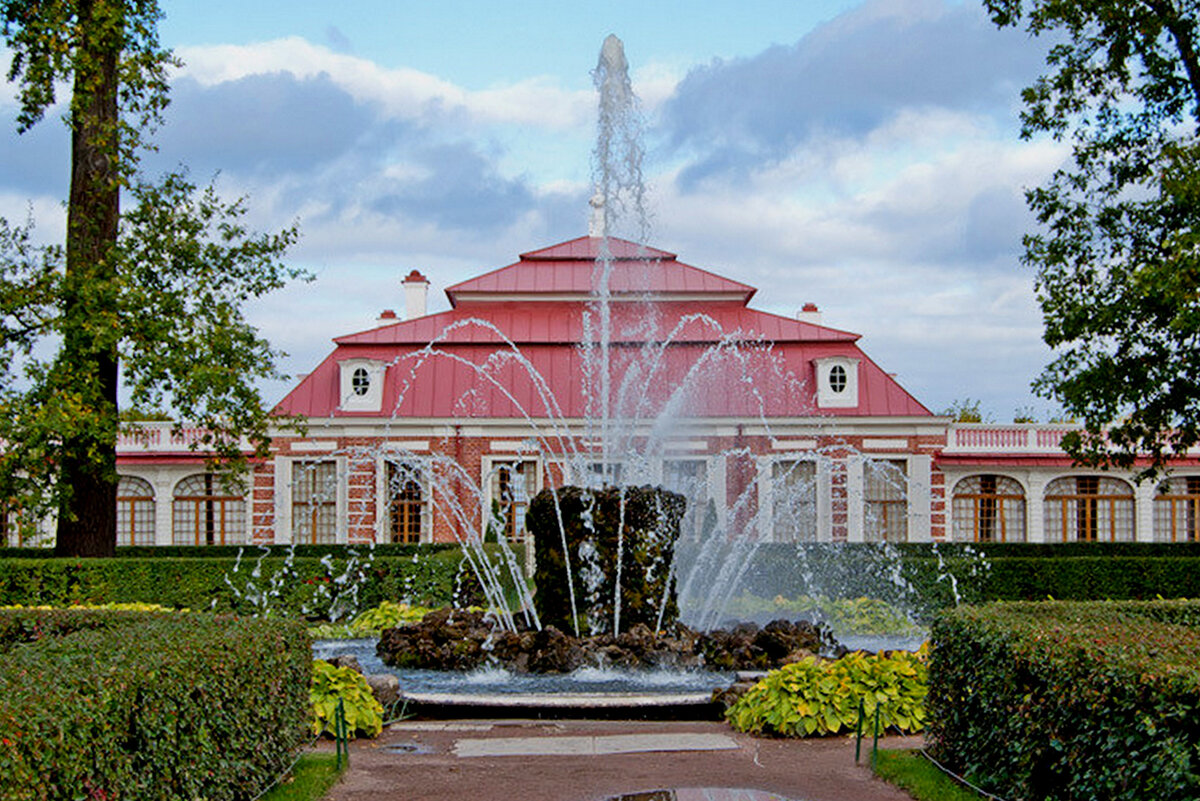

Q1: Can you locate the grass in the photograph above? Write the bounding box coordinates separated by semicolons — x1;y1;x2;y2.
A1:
258;753;345;801
871;749;986;801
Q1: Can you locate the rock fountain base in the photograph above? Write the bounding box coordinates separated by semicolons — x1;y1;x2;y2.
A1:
376;608;844;674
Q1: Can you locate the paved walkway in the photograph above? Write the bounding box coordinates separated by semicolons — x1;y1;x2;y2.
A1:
319;719;922;801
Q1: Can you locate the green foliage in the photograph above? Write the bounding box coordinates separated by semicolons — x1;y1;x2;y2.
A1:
309;600;437;639
0;549;492;614
722;594;922;637
940;399;988;423
929;599;1200;800
0;3;304;555
985;0;1200;476
310;659;383;739
0;173;304;525
0;607;310;801
1012;406;1038;423
872;750;985;801
722;542;1200;618
726;645;928;737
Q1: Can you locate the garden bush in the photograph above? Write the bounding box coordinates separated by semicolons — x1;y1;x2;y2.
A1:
929;599;1200;801
0;545;520;616
308;600;438;639
709;543;1200;618
720;594;923;636
310;659;384;739
726;645;928;737
0;608;310;801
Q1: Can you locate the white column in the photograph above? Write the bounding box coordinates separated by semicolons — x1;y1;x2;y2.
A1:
1135;479;1156;542
846;455;864;542
1026;473;1047;543
907;455;932;542
816;456;832;543
273;458;291;545
154;474;174;546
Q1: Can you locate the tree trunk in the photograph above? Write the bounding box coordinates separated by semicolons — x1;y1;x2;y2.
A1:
54;0;121;558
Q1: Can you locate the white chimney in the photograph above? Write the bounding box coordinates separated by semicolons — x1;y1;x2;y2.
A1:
403;270;429;320
797;302;822;326
375;309;398;328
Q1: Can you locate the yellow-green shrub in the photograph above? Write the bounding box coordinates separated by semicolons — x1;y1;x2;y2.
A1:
310;660;383;739
726;645;928;737
309;600;438;639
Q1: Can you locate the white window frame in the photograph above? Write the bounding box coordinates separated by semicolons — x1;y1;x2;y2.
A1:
757;454;831;542
374;456;430;545
274;456;348;544
482;456;542;543
337;358;387;412
814;356;860;409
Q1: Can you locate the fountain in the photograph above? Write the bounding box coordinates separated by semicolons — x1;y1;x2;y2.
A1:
310;36;970;712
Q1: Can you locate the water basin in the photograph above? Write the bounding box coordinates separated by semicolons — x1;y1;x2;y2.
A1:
313;638;734;696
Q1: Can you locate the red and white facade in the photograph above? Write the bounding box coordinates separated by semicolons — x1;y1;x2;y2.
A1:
25;236;1198;548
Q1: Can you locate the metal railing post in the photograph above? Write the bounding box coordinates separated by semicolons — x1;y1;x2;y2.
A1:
854;697;865;764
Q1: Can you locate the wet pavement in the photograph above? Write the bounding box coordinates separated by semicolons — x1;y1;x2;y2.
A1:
317;719;921;801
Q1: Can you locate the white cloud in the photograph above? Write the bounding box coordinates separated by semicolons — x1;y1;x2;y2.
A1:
176;38;594;131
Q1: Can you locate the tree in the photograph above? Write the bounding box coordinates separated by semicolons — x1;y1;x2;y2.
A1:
941;398;990;423
0;1;302;556
985;0;1200;477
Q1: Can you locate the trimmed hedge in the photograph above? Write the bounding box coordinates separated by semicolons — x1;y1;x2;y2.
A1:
0;608;310;800
0;546;521;615
694;543;1200;617
0;543;463;559
929;600;1200;800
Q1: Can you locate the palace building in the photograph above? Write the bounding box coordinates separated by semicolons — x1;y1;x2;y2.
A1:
16;235;1199;548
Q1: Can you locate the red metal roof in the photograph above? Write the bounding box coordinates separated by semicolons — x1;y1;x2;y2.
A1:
445;236;755;305
335;302;859;346
275;236;932;420
277;340;929;419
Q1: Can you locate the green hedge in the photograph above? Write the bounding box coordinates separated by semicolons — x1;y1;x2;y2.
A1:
0;543;464;559
0;609;310;800
0;547;519;616
693;543;1200;618
928;600;1200;801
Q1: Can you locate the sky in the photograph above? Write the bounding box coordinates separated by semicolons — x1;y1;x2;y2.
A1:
0;0;1067;420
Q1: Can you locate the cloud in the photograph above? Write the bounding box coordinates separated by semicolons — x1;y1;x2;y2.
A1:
175;37;594;131
656;0;1047;186
149;73;375;177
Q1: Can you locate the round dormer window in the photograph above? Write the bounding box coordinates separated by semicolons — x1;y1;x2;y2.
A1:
351;367;371;396
829;364;847;393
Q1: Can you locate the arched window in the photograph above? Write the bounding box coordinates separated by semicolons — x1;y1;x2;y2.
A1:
117;476;155;546
1154;476;1200;542
864;459;907;542
952;475;1026;542
386;462;424;544
173;474;245;546
1044;476;1134;542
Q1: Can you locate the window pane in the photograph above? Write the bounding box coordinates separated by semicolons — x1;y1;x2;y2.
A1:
772;460;816;542
293;462;337;544
172;473;245;546
387;462;424;544
864;460;906;542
